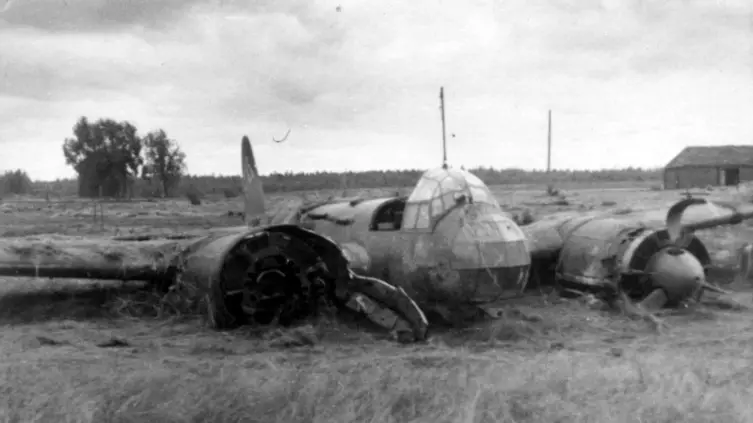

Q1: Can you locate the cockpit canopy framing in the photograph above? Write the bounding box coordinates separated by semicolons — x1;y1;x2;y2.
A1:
402;167;500;231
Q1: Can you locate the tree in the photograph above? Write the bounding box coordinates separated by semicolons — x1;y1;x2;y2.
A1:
141;129;186;197
0;169;33;195
62;117;143;198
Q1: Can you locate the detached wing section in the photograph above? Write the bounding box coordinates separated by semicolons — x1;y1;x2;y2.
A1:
0;228;429;342
0;235;185;282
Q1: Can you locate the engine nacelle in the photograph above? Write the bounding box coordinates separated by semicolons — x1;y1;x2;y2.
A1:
176;225;348;329
555;216;711;305
0;225;428;342
175;225;428;341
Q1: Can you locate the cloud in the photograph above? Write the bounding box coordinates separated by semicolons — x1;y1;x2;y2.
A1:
0;0;751;180
0;30;153;102
0;0;204;31
507;0;753;78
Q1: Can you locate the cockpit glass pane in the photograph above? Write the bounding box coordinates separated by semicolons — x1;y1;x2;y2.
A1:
461;171;486;187
441;192;457;212
402;203;419;229
416;204;430;228
407;167;499;209
430;198;444;217
438;174;466;193
470;186;497;206
408;178;440;202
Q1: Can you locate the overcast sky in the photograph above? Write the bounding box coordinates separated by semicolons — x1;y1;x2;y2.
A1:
1;0;752;180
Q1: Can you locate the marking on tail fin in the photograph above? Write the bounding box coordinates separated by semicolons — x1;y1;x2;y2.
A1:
241;136;267;226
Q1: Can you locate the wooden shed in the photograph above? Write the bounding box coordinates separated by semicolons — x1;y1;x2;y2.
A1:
664;145;753;190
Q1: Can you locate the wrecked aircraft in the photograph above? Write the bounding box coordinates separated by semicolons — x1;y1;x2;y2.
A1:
286;164;753;326
0;136;752;343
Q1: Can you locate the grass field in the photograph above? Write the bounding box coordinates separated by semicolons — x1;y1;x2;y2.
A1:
1;181;753;422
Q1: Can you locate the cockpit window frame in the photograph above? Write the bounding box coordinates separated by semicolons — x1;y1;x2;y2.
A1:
402;167;500;232
402;202;421;230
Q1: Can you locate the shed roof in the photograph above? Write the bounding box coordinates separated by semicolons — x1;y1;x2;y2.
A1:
665;145;753;169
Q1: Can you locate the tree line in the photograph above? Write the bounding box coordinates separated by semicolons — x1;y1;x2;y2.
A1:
0;116;664;199
61;117;186;198
0;170;33;196
25;167;662;200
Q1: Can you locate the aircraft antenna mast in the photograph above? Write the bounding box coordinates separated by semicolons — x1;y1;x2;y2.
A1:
440;87;448;169
546;109;552;173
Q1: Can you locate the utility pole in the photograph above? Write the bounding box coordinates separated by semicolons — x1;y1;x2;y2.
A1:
440;87;448;169
547;109;552;173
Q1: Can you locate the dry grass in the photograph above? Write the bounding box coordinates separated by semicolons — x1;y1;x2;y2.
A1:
1;184;753;422
1;281;752;423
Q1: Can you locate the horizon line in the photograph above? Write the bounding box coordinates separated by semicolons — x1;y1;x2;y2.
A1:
27;165;665;183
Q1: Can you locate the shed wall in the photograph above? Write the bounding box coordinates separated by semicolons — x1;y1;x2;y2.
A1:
740;167;753;181
664;166;753;190
664;167;716;190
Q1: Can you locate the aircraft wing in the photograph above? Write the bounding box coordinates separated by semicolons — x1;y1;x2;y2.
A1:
0;234;191;282
610;199;753;233
0;227;429;341
521;198;753;260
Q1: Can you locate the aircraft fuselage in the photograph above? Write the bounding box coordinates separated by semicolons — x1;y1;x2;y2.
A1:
297;194;531;322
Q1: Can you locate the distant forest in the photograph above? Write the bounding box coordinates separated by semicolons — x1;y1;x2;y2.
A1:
26;167;663;199
0;114;663;199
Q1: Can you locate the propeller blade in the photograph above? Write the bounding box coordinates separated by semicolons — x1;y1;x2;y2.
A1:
694;286;705;302
665;198;707;244
673;231;696;249
636;288;669;311
699;281;731;295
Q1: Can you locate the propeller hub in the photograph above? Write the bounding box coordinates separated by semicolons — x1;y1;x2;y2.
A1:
645;247;705;305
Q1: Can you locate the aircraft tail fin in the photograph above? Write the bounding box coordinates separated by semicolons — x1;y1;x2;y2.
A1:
241;136;267;226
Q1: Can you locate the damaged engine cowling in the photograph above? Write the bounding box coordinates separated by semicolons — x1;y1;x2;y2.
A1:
173;225;429;341
551;197;750;309
555;216;711;306
0;226;428;342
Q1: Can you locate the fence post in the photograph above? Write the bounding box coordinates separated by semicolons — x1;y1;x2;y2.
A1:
91;201;105;231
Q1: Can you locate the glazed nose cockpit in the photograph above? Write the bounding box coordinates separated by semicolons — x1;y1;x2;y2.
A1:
402;167;532;303
441;204;531;301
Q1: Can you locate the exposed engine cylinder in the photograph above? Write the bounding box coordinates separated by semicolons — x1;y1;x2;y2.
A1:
172;225;429;341
177;225;351;329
